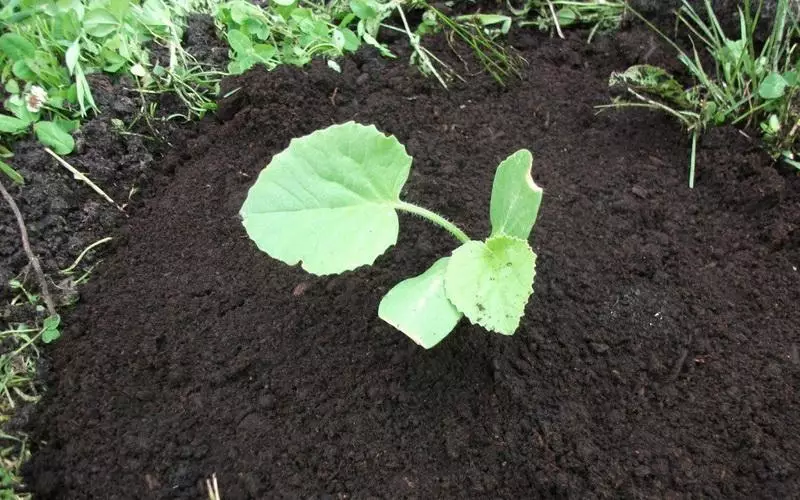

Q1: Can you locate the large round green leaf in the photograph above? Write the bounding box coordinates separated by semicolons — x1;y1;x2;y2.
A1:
445;235;535;335
378;257;463;348
240;122;412;275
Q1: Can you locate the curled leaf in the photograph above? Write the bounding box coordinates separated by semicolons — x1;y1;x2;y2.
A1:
489;149;542;240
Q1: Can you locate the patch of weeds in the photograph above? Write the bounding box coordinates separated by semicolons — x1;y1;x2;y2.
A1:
1;432;31;500
602;0;800;186
0;224;106;498
510;0;626;41
214;0;522;88
0;0;225;183
0;310;60;498
426;3;524;84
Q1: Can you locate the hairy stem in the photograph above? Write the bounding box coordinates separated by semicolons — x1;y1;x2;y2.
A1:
395;201;471;243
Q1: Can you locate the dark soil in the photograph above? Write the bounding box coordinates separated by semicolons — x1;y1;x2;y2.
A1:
0;14;227;309
23;26;800;499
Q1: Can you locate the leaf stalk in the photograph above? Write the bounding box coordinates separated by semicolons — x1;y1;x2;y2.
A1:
395;201;471;243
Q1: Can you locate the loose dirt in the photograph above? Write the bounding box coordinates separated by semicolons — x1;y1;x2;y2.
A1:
23;27;800;499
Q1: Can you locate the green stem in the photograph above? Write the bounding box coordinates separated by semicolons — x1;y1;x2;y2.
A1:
689;130;699;189
395;201;471;243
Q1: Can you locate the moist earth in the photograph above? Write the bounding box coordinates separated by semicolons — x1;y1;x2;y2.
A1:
0;14;226;307
22;27;800;499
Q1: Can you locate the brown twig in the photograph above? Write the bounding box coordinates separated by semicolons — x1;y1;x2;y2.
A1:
0;178;57;317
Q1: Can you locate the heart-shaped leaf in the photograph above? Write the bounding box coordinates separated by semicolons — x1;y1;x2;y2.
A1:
0;114;31;134
445;235;536;335
379;257;462;348
35;121;75;155
42;314;61;344
489;149;542;240
240;122;411;275
759;72;787;99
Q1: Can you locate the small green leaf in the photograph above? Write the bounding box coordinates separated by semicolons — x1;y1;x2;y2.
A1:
273;0;296;5
230;2;253;24
4;79;19;95
362;32;393;58
0;114;31;134
556;8;578;26
445;236;536;335
379;258;462;348
0;33;35;61
54;118;80;133
11;60;35;81
0;160;24;185
490;149;542;240
228;57;255;75
340;27;360;52
84;9;119;37
42;314;61;343
34;121;75;155
350;0;377;20
43;314;61;330
253;43;276;62
240;122;412;275
6;95;37;122
42;326;61;343
759;72;787;99
66;40;80;74
227;29;252;54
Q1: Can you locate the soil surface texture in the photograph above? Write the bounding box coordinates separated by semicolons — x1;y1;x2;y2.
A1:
0;14;225;309
24;27;800;499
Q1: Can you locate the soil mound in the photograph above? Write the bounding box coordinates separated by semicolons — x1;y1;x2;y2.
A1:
24;29;800;498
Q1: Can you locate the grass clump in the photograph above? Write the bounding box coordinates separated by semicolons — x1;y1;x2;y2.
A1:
603;0;800;187
510;0;626;41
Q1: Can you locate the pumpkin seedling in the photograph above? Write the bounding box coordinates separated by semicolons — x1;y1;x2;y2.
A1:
240;122;543;348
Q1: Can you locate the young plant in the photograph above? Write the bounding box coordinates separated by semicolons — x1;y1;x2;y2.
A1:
240;122;543;348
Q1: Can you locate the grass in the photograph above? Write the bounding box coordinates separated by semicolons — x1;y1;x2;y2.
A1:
0;317;53;498
0;0;225;182
511;0;626;42
602;0;800;187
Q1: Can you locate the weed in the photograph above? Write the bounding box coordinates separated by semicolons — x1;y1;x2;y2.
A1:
603;0;800;186
427;3;524;84
240;122;543;348
0;0;224;182
510;0;626;42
